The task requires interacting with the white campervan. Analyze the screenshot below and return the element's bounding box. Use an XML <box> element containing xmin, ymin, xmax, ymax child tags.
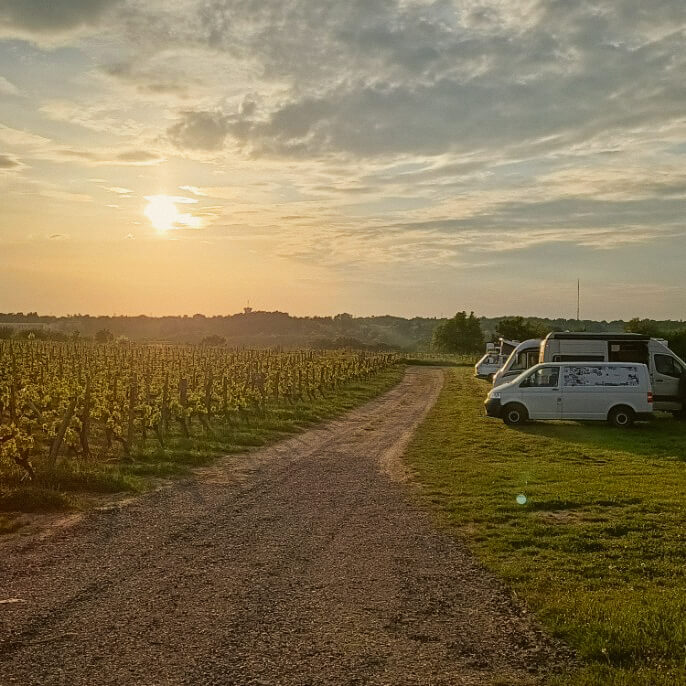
<box><xmin>492</xmin><ymin>338</ymin><xmax>541</xmax><ymax>387</ymax></box>
<box><xmin>485</xmin><ymin>362</ymin><xmax>654</xmax><ymax>427</ymax></box>
<box><xmin>539</xmin><ymin>333</ymin><xmax>685</xmax><ymax>413</ymax></box>
<box><xmin>474</xmin><ymin>353</ymin><xmax>506</xmax><ymax>380</ymax></box>
<box><xmin>475</xmin><ymin>338</ymin><xmax>519</xmax><ymax>380</ymax></box>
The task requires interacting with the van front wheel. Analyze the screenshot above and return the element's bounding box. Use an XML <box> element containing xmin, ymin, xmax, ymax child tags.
<box><xmin>608</xmin><ymin>406</ymin><xmax>635</xmax><ymax>428</ymax></box>
<box><xmin>502</xmin><ymin>403</ymin><xmax>528</xmax><ymax>426</ymax></box>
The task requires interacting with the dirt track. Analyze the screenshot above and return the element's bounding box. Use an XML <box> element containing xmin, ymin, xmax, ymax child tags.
<box><xmin>0</xmin><ymin>367</ymin><xmax>570</xmax><ymax>685</ymax></box>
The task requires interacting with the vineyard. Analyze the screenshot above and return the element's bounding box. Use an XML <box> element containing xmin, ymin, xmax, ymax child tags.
<box><xmin>0</xmin><ymin>341</ymin><xmax>399</xmax><ymax>499</ymax></box>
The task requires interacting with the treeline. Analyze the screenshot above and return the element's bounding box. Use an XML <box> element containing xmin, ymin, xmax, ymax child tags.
<box><xmin>1</xmin><ymin>311</ymin><xmax>685</xmax><ymax>355</ymax></box>
<box><xmin>0</xmin><ymin>311</ymin><xmax>437</xmax><ymax>350</ymax></box>
<box><xmin>432</xmin><ymin>314</ymin><xmax>686</xmax><ymax>360</ymax></box>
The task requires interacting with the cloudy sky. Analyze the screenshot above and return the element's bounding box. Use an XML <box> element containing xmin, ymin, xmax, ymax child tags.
<box><xmin>1</xmin><ymin>0</ymin><xmax>685</xmax><ymax>319</ymax></box>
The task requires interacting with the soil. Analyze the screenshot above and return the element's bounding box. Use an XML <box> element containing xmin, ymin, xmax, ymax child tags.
<box><xmin>0</xmin><ymin>367</ymin><xmax>572</xmax><ymax>685</ymax></box>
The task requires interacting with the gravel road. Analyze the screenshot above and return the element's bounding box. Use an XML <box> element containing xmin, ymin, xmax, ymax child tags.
<box><xmin>0</xmin><ymin>367</ymin><xmax>570</xmax><ymax>685</ymax></box>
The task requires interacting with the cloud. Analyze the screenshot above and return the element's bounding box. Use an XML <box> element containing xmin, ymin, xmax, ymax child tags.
<box><xmin>179</xmin><ymin>185</ymin><xmax>207</xmax><ymax>196</ymax></box>
<box><xmin>146</xmin><ymin>0</ymin><xmax>686</xmax><ymax>165</ymax></box>
<box><xmin>115</xmin><ymin>150</ymin><xmax>165</xmax><ymax>165</ymax></box>
<box><xmin>0</xmin><ymin>76</ymin><xmax>18</xmax><ymax>95</ymax></box>
<box><xmin>0</xmin><ymin>153</ymin><xmax>22</xmax><ymax>170</ymax></box>
<box><xmin>168</xmin><ymin>111</ymin><xmax>231</xmax><ymax>151</ymax></box>
<box><xmin>0</xmin><ymin>0</ymin><xmax>123</xmax><ymax>35</ymax></box>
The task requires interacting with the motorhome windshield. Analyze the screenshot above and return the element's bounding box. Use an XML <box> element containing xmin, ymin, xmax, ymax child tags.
<box><xmin>510</xmin><ymin>348</ymin><xmax>539</xmax><ymax>371</ymax></box>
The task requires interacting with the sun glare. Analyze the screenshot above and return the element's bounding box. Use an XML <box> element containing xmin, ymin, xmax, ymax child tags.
<box><xmin>144</xmin><ymin>194</ymin><xmax>202</xmax><ymax>233</ymax></box>
<box><xmin>145</xmin><ymin>196</ymin><xmax>180</xmax><ymax>233</ymax></box>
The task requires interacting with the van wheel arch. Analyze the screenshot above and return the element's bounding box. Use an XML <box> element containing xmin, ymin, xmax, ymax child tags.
<box><xmin>608</xmin><ymin>405</ymin><xmax>635</xmax><ymax>428</ymax></box>
<box><xmin>502</xmin><ymin>403</ymin><xmax>528</xmax><ymax>426</ymax></box>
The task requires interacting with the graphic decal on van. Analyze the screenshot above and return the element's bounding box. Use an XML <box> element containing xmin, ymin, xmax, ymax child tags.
<box><xmin>563</xmin><ymin>366</ymin><xmax>640</xmax><ymax>387</ymax></box>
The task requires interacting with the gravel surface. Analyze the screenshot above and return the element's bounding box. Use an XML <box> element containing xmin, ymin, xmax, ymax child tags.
<box><xmin>0</xmin><ymin>367</ymin><xmax>572</xmax><ymax>685</ymax></box>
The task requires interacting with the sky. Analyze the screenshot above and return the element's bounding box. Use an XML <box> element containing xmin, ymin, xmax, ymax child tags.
<box><xmin>1</xmin><ymin>0</ymin><xmax>685</xmax><ymax>320</ymax></box>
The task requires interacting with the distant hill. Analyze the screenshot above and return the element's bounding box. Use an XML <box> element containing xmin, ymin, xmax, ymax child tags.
<box><xmin>1</xmin><ymin>311</ymin><xmax>684</xmax><ymax>351</ymax></box>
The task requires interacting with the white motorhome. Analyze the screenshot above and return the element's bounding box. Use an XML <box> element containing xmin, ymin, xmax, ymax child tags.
<box><xmin>492</xmin><ymin>338</ymin><xmax>541</xmax><ymax>387</ymax></box>
<box><xmin>540</xmin><ymin>333</ymin><xmax>685</xmax><ymax>413</ymax></box>
<box><xmin>485</xmin><ymin>362</ymin><xmax>654</xmax><ymax>427</ymax></box>
<box><xmin>475</xmin><ymin>338</ymin><xmax>519</xmax><ymax>380</ymax></box>
<box><xmin>493</xmin><ymin>332</ymin><xmax>685</xmax><ymax>414</ymax></box>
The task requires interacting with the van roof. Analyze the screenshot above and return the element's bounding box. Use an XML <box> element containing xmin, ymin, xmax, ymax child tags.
<box><xmin>546</xmin><ymin>332</ymin><xmax>650</xmax><ymax>341</ymax></box>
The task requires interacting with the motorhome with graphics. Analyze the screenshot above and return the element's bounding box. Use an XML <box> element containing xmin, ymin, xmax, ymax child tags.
<box><xmin>494</xmin><ymin>332</ymin><xmax>686</xmax><ymax>414</ymax></box>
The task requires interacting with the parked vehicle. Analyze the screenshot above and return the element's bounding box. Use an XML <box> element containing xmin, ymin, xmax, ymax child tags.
<box><xmin>492</xmin><ymin>338</ymin><xmax>541</xmax><ymax>387</ymax></box>
<box><xmin>485</xmin><ymin>362</ymin><xmax>654</xmax><ymax>427</ymax></box>
<box><xmin>493</xmin><ymin>332</ymin><xmax>686</xmax><ymax>414</ymax></box>
<box><xmin>540</xmin><ymin>333</ymin><xmax>686</xmax><ymax>413</ymax></box>
<box><xmin>475</xmin><ymin>338</ymin><xmax>518</xmax><ymax>380</ymax></box>
<box><xmin>475</xmin><ymin>353</ymin><xmax>507</xmax><ymax>380</ymax></box>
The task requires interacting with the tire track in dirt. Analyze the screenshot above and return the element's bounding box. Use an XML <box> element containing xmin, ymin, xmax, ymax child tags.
<box><xmin>0</xmin><ymin>367</ymin><xmax>572</xmax><ymax>685</ymax></box>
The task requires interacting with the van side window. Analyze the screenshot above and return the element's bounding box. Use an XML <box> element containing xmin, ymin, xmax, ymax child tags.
<box><xmin>521</xmin><ymin>367</ymin><xmax>559</xmax><ymax>388</ymax></box>
<box><xmin>655</xmin><ymin>354</ymin><xmax>683</xmax><ymax>378</ymax></box>
<box><xmin>554</xmin><ymin>355</ymin><xmax>605</xmax><ymax>362</ymax></box>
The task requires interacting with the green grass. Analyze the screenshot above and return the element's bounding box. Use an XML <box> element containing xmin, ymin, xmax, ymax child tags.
<box><xmin>0</xmin><ymin>365</ymin><xmax>405</xmax><ymax>528</ymax></box>
<box><xmin>405</xmin><ymin>367</ymin><xmax>686</xmax><ymax>686</ymax></box>
<box><xmin>402</xmin><ymin>353</ymin><xmax>477</xmax><ymax>367</ymax></box>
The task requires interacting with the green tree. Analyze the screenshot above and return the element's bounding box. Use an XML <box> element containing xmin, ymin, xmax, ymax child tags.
<box><xmin>624</xmin><ymin>318</ymin><xmax>661</xmax><ymax>336</ymax></box>
<box><xmin>95</xmin><ymin>328</ymin><xmax>114</xmax><ymax>344</ymax></box>
<box><xmin>201</xmin><ymin>334</ymin><xmax>226</xmax><ymax>346</ymax></box>
<box><xmin>495</xmin><ymin>317</ymin><xmax>548</xmax><ymax>341</ymax></box>
<box><xmin>432</xmin><ymin>311</ymin><xmax>484</xmax><ymax>354</ymax></box>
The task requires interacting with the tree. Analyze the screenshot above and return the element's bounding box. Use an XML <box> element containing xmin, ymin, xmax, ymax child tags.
<box><xmin>624</xmin><ymin>318</ymin><xmax>660</xmax><ymax>337</ymax></box>
<box><xmin>201</xmin><ymin>334</ymin><xmax>226</xmax><ymax>346</ymax></box>
<box><xmin>495</xmin><ymin>317</ymin><xmax>548</xmax><ymax>342</ymax></box>
<box><xmin>95</xmin><ymin>328</ymin><xmax>114</xmax><ymax>344</ymax></box>
<box><xmin>432</xmin><ymin>311</ymin><xmax>484</xmax><ymax>354</ymax></box>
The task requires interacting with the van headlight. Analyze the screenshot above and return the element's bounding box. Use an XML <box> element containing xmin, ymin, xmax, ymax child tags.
<box><xmin>489</xmin><ymin>392</ymin><xmax>501</xmax><ymax>399</ymax></box>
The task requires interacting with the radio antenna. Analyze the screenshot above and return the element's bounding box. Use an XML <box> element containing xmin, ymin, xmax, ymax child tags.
<box><xmin>577</xmin><ymin>279</ymin><xmax>580</xmax><ymax>321</ymax></box>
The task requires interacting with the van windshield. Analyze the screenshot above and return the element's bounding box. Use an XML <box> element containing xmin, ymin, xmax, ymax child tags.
<box><xmin>511</xmin><ymin>348</ymin><xmax>539</xmax><ymax>371</ymax></box>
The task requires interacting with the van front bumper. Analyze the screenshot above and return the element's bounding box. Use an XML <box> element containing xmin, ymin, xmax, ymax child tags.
<box><xmin>484</xmin><ymin>398</ymin><xmax>502</xmax><ymax>417</ymax></box>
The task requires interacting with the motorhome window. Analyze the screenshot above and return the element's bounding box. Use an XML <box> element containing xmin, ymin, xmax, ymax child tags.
<box><xmin>553</xmin><ymin>355</ymin><xmax>605</xmax><ymax>362</ymax></box>
<box><xmin>608</xmin><ymin>341</ymin><xmax>648</xmax><ymax>364</ymax></box>
<box><xmin>511</xmin><ymin>352</ymin><xmax>528</xmax><ymax>370</ymax></box>
<box><xmin>521</xmin><ymin>367</ymin><xmax>559</xmax><ymax>388</ymax></box>
<box><xmin>655</xmin><ymin>354</ymin><xmax>683</xmax><ymax>378</ymax></box>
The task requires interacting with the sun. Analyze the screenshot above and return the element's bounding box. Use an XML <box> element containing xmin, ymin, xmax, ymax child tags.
<box><xmin>144</xmin><ymin>195</ymin><xmax>180</xmax><ymax>233</ymax></box>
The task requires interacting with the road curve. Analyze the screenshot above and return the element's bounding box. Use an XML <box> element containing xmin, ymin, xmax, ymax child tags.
<box><xmin>0</xmin><ymin>367</ymin><xmax>569</xmax><ymax>685</ymax></box>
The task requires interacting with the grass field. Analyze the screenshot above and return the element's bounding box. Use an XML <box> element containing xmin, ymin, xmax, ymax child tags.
<box><xmin>0</xmin><ymin>364</ymin><xmax>405</xmax><ymax>532</ymax></box>
<box><xmin>406</xmin><ymin>366</ymin><xmax>686</xmax><ymax>686</ymax></box>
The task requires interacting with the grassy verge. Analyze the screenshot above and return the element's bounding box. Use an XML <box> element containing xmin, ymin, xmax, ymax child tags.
<box><xmin>405</xmin><ymin>367</ymin><xmax>686</xmax><ymax>686</ymax></box>
<box><xmin>402</xmin><ymin>353</ymin><xmax>477</xmax><ymax>367</ymax></box>
<box><xmin>0</xmin><ymin>365</ymin><xmax>405</xmax><ymax>527</ymax></box>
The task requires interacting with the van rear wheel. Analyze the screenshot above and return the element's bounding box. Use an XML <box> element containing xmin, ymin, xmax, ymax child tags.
<box><xmin>608</xmin><ymin>405</ymin><xmax>635</xmax><ymax>428</ymax></box>
<box><xmin>502</xmin><ymin>403</ymin><xmax>528</xmax><ymax>426</ymax></box>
